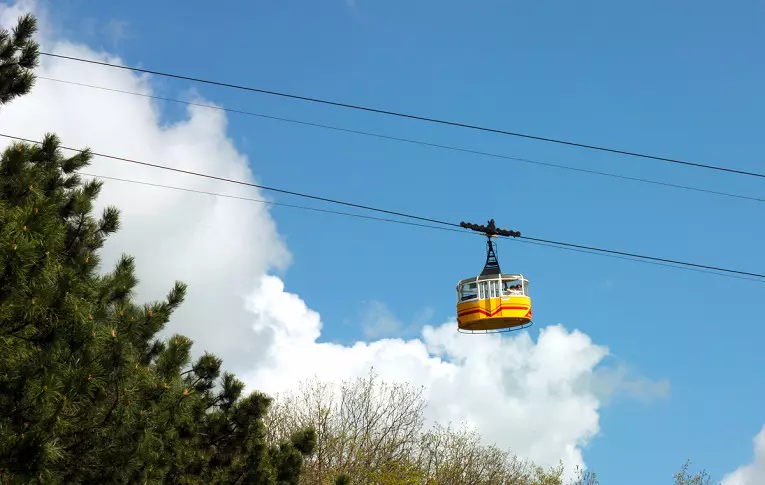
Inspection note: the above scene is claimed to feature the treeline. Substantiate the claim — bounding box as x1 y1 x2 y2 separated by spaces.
264 370 584 484
0 12 718 485
263 372 717 485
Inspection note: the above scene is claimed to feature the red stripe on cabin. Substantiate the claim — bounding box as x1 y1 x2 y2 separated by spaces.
457 305 529 318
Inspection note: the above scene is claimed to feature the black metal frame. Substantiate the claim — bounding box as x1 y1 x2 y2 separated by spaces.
459 218 521 277
481 237 501 276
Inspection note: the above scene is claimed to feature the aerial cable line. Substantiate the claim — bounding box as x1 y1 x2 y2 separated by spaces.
0 133 454 228
2 132 763 281
40 51 765 180
36 76 764 205
80 172 465 234
77 172 765 284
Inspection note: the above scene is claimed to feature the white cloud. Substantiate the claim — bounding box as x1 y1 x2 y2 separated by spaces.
358 300 432 339
722 425 765 485
243 279 608 470
0 0 666 477
589 363 669 405
361 300 405 339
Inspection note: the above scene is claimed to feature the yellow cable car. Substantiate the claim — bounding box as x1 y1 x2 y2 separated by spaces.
456 219 533 334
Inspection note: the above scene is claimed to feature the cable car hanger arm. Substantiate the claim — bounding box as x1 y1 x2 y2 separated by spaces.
459 219 521 238
459 219 522 277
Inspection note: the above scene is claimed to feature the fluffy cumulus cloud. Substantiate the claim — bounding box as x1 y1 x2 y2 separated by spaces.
1 0 667 475
359 300 433 339
722 425 765 485
0 0 292 369
241 276 610 469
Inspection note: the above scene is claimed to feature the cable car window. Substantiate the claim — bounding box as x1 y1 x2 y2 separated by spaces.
502 278 525 296
490 280 499 298
479 281 489 300
460 282 478 302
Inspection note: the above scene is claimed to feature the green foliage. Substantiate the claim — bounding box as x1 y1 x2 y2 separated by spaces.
0 12 316 483
0 134 317 484
334 474 351 485
0 13 39 106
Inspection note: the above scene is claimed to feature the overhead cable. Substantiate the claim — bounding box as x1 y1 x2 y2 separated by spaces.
39 52 765 180
78 172 765 284
2 132 762 281
37 76 764 204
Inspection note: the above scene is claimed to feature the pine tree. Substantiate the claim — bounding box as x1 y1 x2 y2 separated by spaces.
0 12 39 107
0 12 315 484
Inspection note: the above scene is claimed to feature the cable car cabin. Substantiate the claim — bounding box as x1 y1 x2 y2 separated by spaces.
455 219 533 334
456 274 532 333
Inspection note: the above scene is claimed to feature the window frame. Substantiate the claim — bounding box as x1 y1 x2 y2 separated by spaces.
501 276 530 297
458 275 530 302
457 280 479 303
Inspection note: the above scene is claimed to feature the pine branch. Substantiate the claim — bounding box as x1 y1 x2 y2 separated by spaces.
100 378 121 426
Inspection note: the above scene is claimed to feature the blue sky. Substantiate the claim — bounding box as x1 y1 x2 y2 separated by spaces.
12 0 765 483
